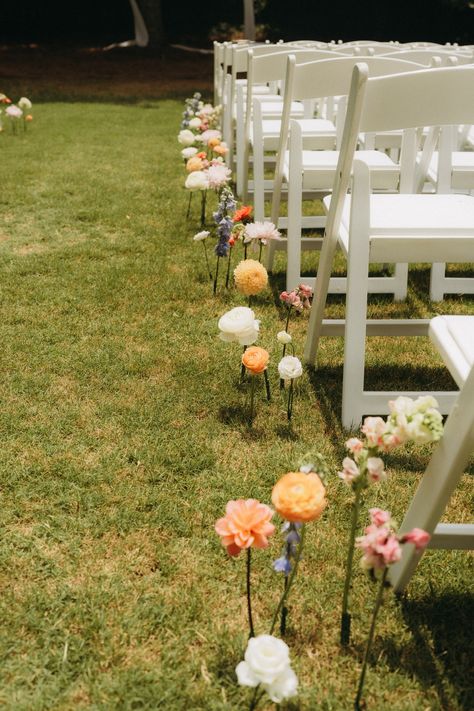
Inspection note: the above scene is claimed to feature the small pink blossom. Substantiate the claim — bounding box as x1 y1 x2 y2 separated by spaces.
367 457 386 483
369 508 391 527
244 221 281 246
345 437 364 457
6 104 22 118
206 162 231 189
361 416 389 450
338 457 360 485
378 536 402 565
280 290 303 312
401 528 431 551
298 283 313 299
200 129 222 144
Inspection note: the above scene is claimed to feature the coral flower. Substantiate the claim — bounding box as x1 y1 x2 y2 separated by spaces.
272 471 327 523
234 259 268 296
233 205 253 223
215 499 275 556
208 137 221 148
242 346 269 375
186 156 204 172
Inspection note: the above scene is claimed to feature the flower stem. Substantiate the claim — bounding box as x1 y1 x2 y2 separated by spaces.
186 191 192 219
280 307 292 390
263 369 271 401
258 242 263 263
213 255 220 295
203 241 213 280
249 375 256 424
249 686 264 711
244 243 248 260
287 379 294 421
200 190 207 227
280 575 289 636
340 487 363 646
246 548 255 638
240 345 247 383
270 525 306 634
354 568 388 710
225 245 233 288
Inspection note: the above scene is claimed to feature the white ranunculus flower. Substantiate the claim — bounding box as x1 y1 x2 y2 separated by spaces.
218 306 260 346
278 355 303 381
181 146 198 159
18 97 32 110
193 230 210 241
277 330 292 345
188 117 202 129
185 170 209 191
235 661 259 688
242 635 291 685
178 129 196 146
266 667 298 703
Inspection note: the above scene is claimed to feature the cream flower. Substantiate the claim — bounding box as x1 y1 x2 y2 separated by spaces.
18 97 32 110
236 635 297 704
199 129 222 144
188 117 202 129
185 170 209 191
193 230 210 241
181 146 198 159
178 129 196 146
278 355 303 381
218 306 260 346
277 330 292 345
244 221 281 245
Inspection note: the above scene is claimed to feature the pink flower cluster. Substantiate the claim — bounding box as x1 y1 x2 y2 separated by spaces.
280 284 313 312
356 509 430 571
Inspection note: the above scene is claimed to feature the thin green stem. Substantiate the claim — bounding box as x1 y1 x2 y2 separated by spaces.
249 375 256 424
240 345 247 383
280 574 289 636
341 487 363 646
270 525 306 634
244 243 248 260
354 568 388 710
246 548 255 638
203 241 213 280
186 191 192 219
258 242 263 263
287 379 294 421
263 369 271 401
213 255 220 295
200 190 207 227
249 686 265 711
225 245 233 288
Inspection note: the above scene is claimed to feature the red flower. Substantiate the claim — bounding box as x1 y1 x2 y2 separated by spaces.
233 205 253 224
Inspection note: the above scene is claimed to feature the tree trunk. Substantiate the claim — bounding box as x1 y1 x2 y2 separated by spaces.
135 0 165 48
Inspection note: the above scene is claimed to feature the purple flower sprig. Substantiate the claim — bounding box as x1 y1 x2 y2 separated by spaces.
273 522 303 635
212 186 237 295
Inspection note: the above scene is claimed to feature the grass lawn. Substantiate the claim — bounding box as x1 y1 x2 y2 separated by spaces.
0 49 473 710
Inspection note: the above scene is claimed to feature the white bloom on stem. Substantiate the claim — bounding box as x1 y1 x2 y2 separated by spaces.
6 105 22 118
18 97 32 110
244 221 281 245
388 395 443 444
178 129 196 146
278 355 303 381
236 635 298 703
188 117 202 129
218 306 259 346
338 456 360 485
193 230 210 242
207 162 231 189
181 146 198 159
277 330 292 345
199 128 221 144
185 170 209 191
367 457 386 483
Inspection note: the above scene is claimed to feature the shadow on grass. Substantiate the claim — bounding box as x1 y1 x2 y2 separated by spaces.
275 423 299 441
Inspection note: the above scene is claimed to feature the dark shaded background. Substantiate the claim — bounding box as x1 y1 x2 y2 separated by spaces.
0 0 472 46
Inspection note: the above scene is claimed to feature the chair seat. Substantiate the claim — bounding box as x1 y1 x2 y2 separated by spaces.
250 118 336 150
285 149 399 190
429 315 474 387
324 193 474 261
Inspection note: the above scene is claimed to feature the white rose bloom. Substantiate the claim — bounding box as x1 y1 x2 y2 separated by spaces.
277 330 292 345
181 146 198 159
266 667 298 703
193 230 210 242
235 661 259 688
189 117 202 129
218 306 259 346
178 129 196 146
18 97 32 110
242 635 291 685
185 170 209 191
278 355 303 381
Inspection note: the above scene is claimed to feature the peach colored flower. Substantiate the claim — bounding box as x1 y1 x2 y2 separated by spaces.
234 259 268 296
213 142 229 155
272 471 327 523
208 137 221 148
186 156 204 172
215 499 275 556
242 346 269 375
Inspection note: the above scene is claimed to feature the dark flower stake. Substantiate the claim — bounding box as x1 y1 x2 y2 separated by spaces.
213 186 236 295
225 239 235 288
200 190 207 227
186 190 193 219
353 512 430 709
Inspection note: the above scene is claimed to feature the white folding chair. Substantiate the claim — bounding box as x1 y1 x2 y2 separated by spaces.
304 63 474 428
389 315 474 592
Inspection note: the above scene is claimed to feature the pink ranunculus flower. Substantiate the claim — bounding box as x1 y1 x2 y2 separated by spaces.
367 457 386 483
345 437 364 458
280 290 303 312
215 499 275 556
369 508 391 527
401 528 431 551
207 162 231 189
338 457 360 485
199 129 222 145
361 416 389 449
378 536 402 565
6 104 22 118
298 283 313 299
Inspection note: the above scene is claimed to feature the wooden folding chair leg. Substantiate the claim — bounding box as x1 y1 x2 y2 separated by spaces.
389 364 474 592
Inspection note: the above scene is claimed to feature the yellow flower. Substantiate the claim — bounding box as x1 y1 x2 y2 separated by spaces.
272 471 327 523
234 259 268 296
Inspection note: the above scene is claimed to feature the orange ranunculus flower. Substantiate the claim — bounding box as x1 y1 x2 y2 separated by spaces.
25 114 33 121
242 346 269 375
208 137 221 148
234 259 268 296
233 205 253 223
215 499 275 556
213 143 228 156
186 156 204 172
197 151 207 159
272 471 327 523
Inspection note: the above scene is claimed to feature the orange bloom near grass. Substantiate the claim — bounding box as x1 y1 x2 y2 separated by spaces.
242 346 269 375
215 499 275 556
186 156 204 172
272 471 327 523
234 259 268 296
